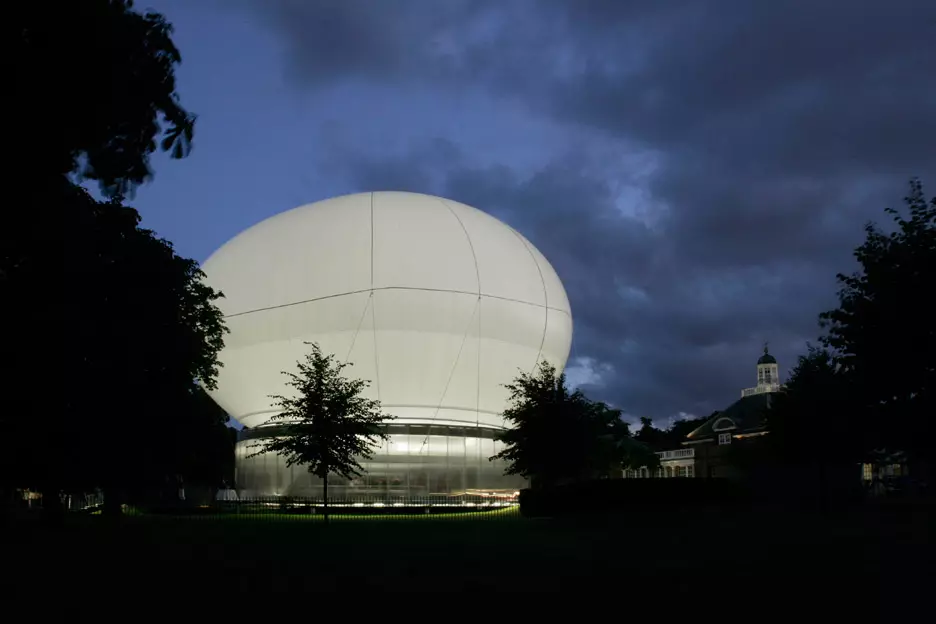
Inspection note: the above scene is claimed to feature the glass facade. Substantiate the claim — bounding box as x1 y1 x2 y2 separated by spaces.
235 423 525 501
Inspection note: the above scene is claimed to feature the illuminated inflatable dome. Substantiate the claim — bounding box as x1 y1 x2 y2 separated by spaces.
202 191 572 501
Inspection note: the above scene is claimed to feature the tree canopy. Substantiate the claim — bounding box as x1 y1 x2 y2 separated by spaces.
491 361 655 487
3 1 222 516
248 343 393 520
634 414 709 452
764 179 934 488
818 179 935 463
13 0 195 197
766 344 861 465
174 387 237 493
4 182 227 509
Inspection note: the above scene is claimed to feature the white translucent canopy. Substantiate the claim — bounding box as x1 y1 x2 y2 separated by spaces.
202 191 573 429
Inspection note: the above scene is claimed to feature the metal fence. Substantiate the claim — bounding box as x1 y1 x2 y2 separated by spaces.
8 489 523 521
168 494 522 520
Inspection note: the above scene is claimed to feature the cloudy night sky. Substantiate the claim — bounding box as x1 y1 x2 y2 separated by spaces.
131 0 935 426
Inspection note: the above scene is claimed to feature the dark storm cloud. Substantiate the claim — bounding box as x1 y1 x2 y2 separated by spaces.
246 0 502 87
246 0 936 420
540 0 936 270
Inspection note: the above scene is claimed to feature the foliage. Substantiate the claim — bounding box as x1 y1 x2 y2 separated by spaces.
668 414 711 443
174 387 237 491
634 414 709 452
766 345 861 464
2 0 220 516
491 361 653 487
819 178 935 461
248 343 393 518
587 401 660 474
633 417 666 451
763 179 934 490
1 181 227 509
13 0 195 197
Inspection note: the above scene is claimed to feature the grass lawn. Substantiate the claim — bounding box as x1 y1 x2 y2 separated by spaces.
7 505 933 605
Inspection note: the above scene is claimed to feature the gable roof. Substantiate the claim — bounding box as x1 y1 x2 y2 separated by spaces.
685 392 772 442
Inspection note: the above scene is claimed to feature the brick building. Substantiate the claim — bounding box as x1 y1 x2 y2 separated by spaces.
624 345 779 479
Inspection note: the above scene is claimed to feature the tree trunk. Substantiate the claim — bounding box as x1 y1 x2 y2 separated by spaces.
322 473 329 525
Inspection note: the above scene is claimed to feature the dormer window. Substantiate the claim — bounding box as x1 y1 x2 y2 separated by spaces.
712 417 737 432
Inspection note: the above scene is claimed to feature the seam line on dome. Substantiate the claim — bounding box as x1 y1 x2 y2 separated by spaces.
476 277 482 433
419 297 480 453
223 286 570 319
235 405 505 425
507 227 549 372
433 198 486 434
371 283 382 403
367 404 504 417
436 198 481 295
369 192 381 403
344 292 372 364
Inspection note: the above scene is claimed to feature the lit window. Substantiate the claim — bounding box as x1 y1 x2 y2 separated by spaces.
718 433 732 445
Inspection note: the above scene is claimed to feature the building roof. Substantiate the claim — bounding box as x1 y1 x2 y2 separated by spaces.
685 392 771 441
757 345 777 365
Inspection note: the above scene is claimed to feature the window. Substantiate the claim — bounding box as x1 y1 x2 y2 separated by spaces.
686 465 694 478
712 418 736 432
718 433 732 445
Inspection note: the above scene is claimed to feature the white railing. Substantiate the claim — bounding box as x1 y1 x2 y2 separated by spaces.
742 384 781 397
656 448 695 460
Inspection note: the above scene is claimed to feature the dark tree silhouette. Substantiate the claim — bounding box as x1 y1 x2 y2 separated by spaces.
248 343 393 523
634 414 709 452
762 345 865 503
491 361 653 487
57 185 225 514
2 1 219 517
12 0 195 197
819 178 935 478
634 417 667 451
586 401 660 477
767 346 857 461
666 415 710 445
169 387 236 504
